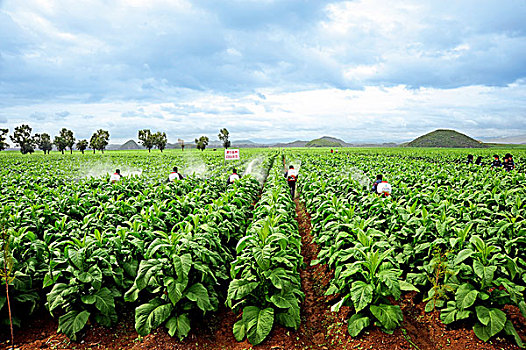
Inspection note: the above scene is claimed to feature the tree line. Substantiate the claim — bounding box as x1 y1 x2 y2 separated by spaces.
0 124 232 154
0 124 109 154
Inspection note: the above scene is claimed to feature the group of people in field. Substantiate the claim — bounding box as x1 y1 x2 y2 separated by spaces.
109 167 184 183
109 151 517 199
109 164 302 199
466 153 515 171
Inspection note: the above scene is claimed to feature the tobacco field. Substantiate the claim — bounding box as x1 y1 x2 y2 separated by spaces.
0 148 525 349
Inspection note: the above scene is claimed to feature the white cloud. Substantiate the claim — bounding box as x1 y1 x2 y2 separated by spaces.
0 0 525 142
1 82 525 143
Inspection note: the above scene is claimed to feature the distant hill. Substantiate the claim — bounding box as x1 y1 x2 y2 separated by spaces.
272 140 309 148
119 140 144 150
305 136 348 147
406 129 487 148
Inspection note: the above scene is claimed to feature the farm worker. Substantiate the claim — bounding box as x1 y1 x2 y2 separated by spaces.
371 174 392 197
491 155 502 168
285 165 298 198
110 169 122 183
465 154 474 164
168 166 184 182
503 153 515 172
330 149 333 154
227 168 241 186
475 156 483 165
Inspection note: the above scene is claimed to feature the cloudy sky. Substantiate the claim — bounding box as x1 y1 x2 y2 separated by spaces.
1 0 525 144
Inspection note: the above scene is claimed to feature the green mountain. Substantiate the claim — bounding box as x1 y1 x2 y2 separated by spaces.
407 129 487 148
119 140 144 150
305 136 347 147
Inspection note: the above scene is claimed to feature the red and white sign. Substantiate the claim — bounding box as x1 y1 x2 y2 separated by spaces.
225 149 240 160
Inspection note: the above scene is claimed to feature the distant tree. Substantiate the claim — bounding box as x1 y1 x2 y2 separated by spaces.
89 133 97 154
0 128 9 151
10 124 36 154
89 129 110 153
76 139 88 154
35 133 53 154
53 135 66 154
218 128 230 149
62 128 76 154
195 136 209 151
54 128 75 154
138 129 155 152
153 132 167 152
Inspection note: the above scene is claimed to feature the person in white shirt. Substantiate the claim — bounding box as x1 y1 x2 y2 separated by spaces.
168 167 184 182
110 169 122 183
371 174 391 197
285 165 298 198
227 168 241 186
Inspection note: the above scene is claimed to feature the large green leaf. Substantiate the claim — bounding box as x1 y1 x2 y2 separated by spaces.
135 298 174 336
455 283 478 310
519 300 526 318
350 281 373 313
80 287 115 315
173 253 192 282
254 244 272 271
185 283 213 312
275 304 300 329
243 306 274 345
440 301 457 324
124 284 139 302
348 313 370 337
269 268 289 289
472 261 496 287
135 259 163 290
165 313 191 340
473 306 506 341
370 304 403 331
270 293 292 309
227 279 259 306
233 319 246 341
47 283 69 312
453 248 473 266
503 319 524 348
164 277 185 306
58 310 90 341
399 280 419 292
67 247 84 270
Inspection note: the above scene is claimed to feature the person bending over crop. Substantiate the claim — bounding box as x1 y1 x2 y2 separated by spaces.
168 166 184 182
110 169 122 183
503 154 515 172
227 168 241 186
285 165 298 198
371 174 391 197
491 155 502 168
465 154 474 164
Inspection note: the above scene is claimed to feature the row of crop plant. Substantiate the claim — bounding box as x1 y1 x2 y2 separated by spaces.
0 154 268 340
226 154 304 345
297 152 526 348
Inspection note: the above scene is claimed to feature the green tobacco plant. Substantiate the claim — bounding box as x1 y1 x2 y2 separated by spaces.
327 230 418 337
126 176 261 340
227 164 303 345
46 231 122 340
0 224 43 331
439 235 525 347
